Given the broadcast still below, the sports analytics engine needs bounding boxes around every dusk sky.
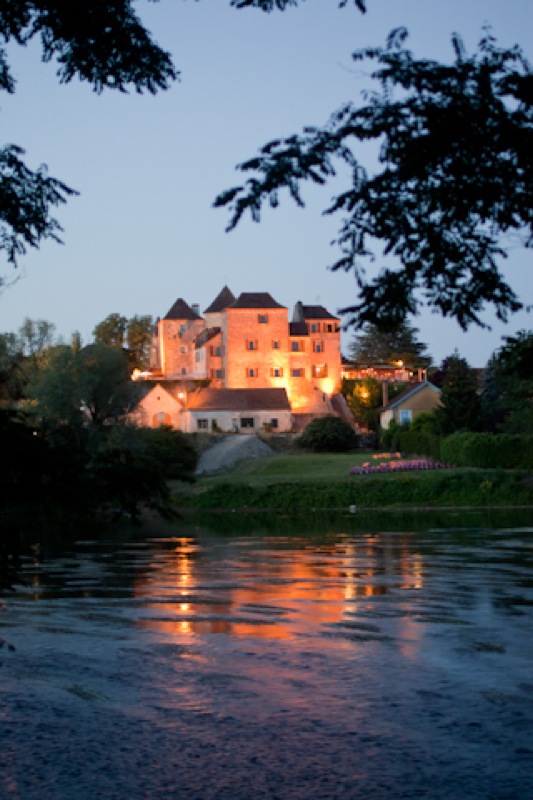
[1,0,531,367]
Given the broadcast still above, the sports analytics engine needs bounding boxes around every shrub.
[297,415,358,452]
[441,432,533,468]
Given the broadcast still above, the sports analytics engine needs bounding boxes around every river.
[1,510,532,799]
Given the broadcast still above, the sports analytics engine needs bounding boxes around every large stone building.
[133,286,350,433]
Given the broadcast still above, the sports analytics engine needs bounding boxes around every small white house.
[128,382,185,428]
[182,387,292,433]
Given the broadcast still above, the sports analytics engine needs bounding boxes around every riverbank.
[172,452,533,512]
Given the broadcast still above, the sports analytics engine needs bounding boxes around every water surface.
[1,513,532,798]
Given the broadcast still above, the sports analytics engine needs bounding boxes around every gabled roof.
[382,381,440,410]
[229,292,286,310]
[163,298,201,321]
[186,388,291,412]
[204,286,236,314]
[289,321,309,337]
[300,304,338,320]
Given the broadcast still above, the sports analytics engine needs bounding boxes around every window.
[180,346,186,353]
[258,314,268,324]
[247,339,258,351]
[181,368,187,376]
[312,364,328,378]
[197,418,208,430]
[271,367,283,378]
[310,323,319,333]
[399,410,412,425]
[270,418,279,429]
[313,340,324,353]
[291,340,304,352]
[325,323,334,333]
[247,367,258,378]
[211,368,224,379]
[272,340,280,349]
[210,345,222,356]
[241,417,255,428]
[195,350,201,362]
[291,368,303,378]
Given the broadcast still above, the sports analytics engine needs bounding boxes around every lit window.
[312,364,328,378]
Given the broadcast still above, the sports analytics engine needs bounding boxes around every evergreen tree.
[435,352,482,435]
[349,322,432,368]
[481,330,533,433]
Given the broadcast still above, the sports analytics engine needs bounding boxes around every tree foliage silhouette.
[216,28,532,329]
[0,1,177,273]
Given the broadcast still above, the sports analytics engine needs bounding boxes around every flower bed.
[350,458,451,475]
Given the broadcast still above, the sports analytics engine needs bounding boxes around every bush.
[297,415,358,452]
[441,432,533,468]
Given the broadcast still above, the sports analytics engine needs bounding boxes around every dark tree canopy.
[482,329,533,432]
[0,1,177,272]
[216,29,532,330]
[434,352,482,435]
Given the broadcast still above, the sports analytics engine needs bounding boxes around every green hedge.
[441,432,533,468]
[175,471,533,512]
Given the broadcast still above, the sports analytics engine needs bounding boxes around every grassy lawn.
[172,450,465,491]
[170,450,533,511]
[198,452,364,486]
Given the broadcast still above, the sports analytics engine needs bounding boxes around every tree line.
[0,312,195,556]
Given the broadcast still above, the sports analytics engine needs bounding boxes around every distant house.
[380,382,441,429]
[128,381,186,429]
[182,387,292,434]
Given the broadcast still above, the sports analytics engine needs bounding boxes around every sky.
[1,0,531,368]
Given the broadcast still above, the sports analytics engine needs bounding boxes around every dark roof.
[186,388,291,412]
[289,321,309,337]
[382,381,440,410]
[163,298,200,321]
[195,327,221,349]
[204,286,236,314]
[229,292,286,310]
[300,304,338,320]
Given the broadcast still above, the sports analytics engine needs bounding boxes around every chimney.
[192,303,200,317]
[382,380,389,408]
